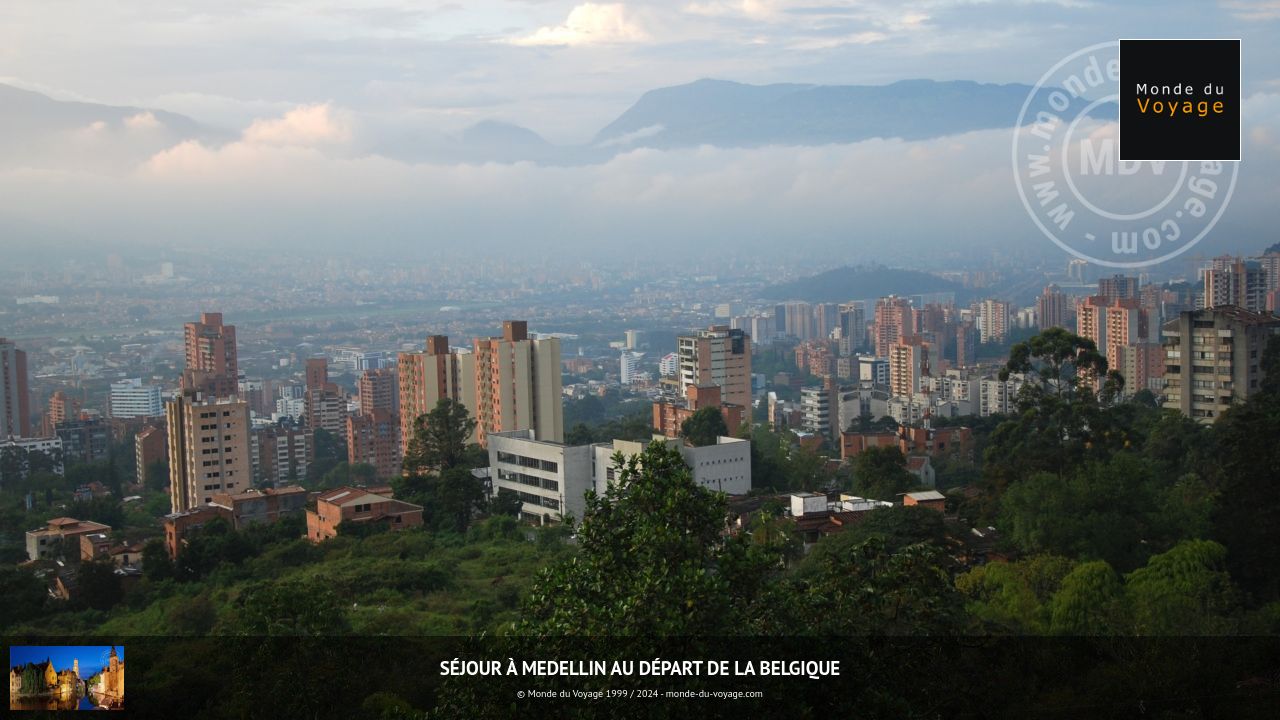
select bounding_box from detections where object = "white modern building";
[488,429,594,525]
[620,351,643,385]
[488,431,753,525]
[658,353,679,377]
[857,356,890,387]
[593,436,751,496]
[0,435,65,479]
[109,378,164,418]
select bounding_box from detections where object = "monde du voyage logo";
[1013,40,1241,268]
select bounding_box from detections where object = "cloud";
[1221,0,1280,21]
[509,3,650,47]
[241,103,351,147]
[789,31,888,50]
[595,123,665,148]
[4,91,1278,268]
[123,111,162,130]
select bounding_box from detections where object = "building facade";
[182,312,238,396]
[0,337,31,438]
[306,486,423,542]
[1161,306,1280,422]
[250,424,313,486]
[109,378,164,418]
[166,392,252,513]
[346,409,402,480]
[488,429,594,524]
[677,325,752,409]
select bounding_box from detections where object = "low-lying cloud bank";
[3,95,1278,266]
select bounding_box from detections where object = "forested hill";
[760,266,961,303]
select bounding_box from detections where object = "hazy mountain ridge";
[761,266,963,304]
[594,78,1076,150]
[0,78,1114,167]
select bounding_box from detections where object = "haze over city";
[2,1,1279,265]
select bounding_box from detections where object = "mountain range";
[0,78,1114,167]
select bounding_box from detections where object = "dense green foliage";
[679,405,728,446]
[3,329,1279,648]
[517,441,963,637]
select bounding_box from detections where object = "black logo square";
[1120,39,1240,161]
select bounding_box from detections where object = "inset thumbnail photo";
[9,645,124,711]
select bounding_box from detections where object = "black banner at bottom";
[5,635,1280,719]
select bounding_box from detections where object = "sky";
[9,645,124,678]
[1,1,1278,266]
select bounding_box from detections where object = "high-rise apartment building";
[357,367,399,416]
[398,335,475,453]
[1204,258,1268,313]
[135,423,167,486]
[1104,299,1148,361]
[955,321,978,368]
[398,323,562,452]
[813,303,839,340]
[889,336,931,399]
[238,379,274,417]
[166,392,252,513]
[1162,306,1280,423]
[305,358,329,391]
[472,321,563,446]
[1115,342,1164,397]
[302,357,348,435]
[1255,251,1280,293]
[182,313,238,397]
[250,425,313,487]
[1037,285,1070,330]
[109,378,164,418]
[978,299,1011,343]
[873,296,914,358]
[1098,274,1140,302]
[346,409,402,480]
[1076,295,1110,352]
[56,418,111,466]
[778,302,814,341]
[838,302,866,350]
[677,325,752,409]
[620,350,642,385]
[0,338,31,438]
[43,390,78,436]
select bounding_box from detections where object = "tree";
[402,398,477,474]
[1048,560,1123,635]
[78,559,124,611]
[565,422,595,446]
[321,461,377,487]
[0,566,47,629]
[168,591,218,635]
[1001,326,1110,397]
[1125,539,1239,635]
[784,538,965,636]
[230,580,350,635]
[850,446,917,500]
[957,555,1075,633]
[806,505,946,561]
[978,328,1131,522]
[488,488,523,518]
[142,538,174,582]
[680,405,728,447]
[998,453,1157,571]
[516,441,762,635]
[1208,335,1280,601]
[144,459,169,492]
